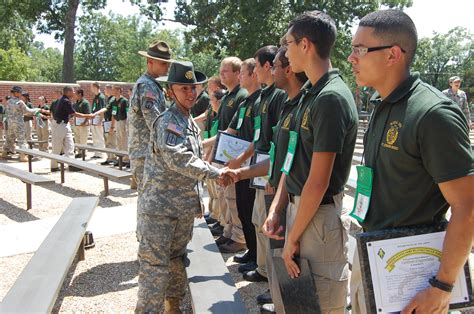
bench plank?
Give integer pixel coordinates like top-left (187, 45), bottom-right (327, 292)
top-left (75, 144), bottom-right (128, 157)
top-left (0, 197), bottom-right (99, 313)
top-left (0, 164), bottom-right (54, 185)
top-left (186, 218), bottom-right (246, 313)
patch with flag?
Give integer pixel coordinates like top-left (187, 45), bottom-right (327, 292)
top-left (145, 91), bottom-right (156, 100)
top-left (166, 122), bottom-right (184, 136)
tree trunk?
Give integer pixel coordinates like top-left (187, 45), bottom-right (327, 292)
top-left (62, 0), bottom-right (80, 82)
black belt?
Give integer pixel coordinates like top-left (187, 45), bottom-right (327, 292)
top-left (288, 193), bottom-right (334, 205)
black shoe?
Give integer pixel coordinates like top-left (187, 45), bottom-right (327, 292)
top-left (256, 291), bottom-right (272, 305)
top-left (125, 162), bottom-right (130, 169)
top-left (238, 261), bottom-right (257, 273)
top-left (215, 236), bottom-right (231, 246)
top-left (51, 167), bottom-right (60, 172)
top-left (243, 270), bottom-right (268, 282)
top-left (100, 160), bottom-right (112, 165)
top-left (260, 303), bottom-right (276, 314)
top-left (233, 250), bottom-right (252, 264)
top-left (210, 223), bottom-right (224, 236)
top-left (112, 160), bottom-right (119, 167)
top-left (205, 216), bottom-right (217, 225)
top-left (91, 155), bottom-right (102, 159)
top-left (75, 153), bottom-right (83, 158)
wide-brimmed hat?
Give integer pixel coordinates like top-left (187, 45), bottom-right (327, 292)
top-left (157, 61), bottom-right (207, 85)
top-left (138, 41), bottom-right (173, 62)
top-left (11, 86), bottom-right (23, 93)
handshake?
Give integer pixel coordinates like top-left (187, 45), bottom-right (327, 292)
top-left (216, 168), bottom-right (241, 187)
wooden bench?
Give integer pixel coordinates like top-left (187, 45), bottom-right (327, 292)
top-left (0, 163), bottom-right (54, 210)
top-left (27, 139), bottom-right (49, 150)
top-left (187, 218), bottom-right (246, 313)
top-left (75, 144), bottom-right (129, 170)
top-left (0, 197), bottom-right (99, 313)
top-left (17, 148), bottom-right (132, 196)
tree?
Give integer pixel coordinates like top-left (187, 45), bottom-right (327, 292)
top-left (28, 42), bottom-right (64, 83)
top-left (412, 27), bottom-right (473, 94)
top-left (0, 41), bottom-right (33, 81)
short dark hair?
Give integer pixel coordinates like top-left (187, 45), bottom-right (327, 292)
top-left (242, 58), bottom-right (256, 75)
top-left (288, 10), bottom-right (337, 59)
top-left (113, 85), bottom-right (123, 92)
top-left (359, 9), bottom-right (417, 66)
top-left (92, 82), bottom-right (100, 89)
top-left (254, 45), bottom-right (278, 67)
top-left (76, 88), bottom-right (84, 97)
top-left (63, 86), bottom-right (74, 93)
top-left (276, 46), bottom-right (308, 84)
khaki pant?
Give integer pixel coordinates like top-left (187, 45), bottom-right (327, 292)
top-left (115, 120), bottom-right (129, 161)
top-left (24, 120), bottom-right (32, 141)
top-left (75, 125), bottom-right (89, 145)
top-left (35, 120), bottom-right (49, 151)
top-left (50, 121), bottom-right (74, 169)
top-left (91, 125), bottom-right (105, 157)
top-left (272, 193), bottom-right (350, 314)
top-left (206, 178), bottom-right (223, 220)
top-left (252, 189), bottom-right (268, 277)
top-left (222, 184), bottom-right (245, 244)
top-left (350, 249), bottom-right (368, 314)
top-left (105, 127), bottom-right (117, 161)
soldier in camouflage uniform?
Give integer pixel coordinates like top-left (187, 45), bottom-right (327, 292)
top-left (136, 61), bottom-right (224, 313)
top-left (2, 86), bottom-right (45, 161)
top-left (128, 41), bottom-right (173, 191)
top-left (443, 76), bottom-right (472, 127)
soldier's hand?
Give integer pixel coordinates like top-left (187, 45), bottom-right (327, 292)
top-left (224, 158), bottom-right (241, 170)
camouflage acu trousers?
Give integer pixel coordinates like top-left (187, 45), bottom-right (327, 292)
top-left (135, 213), bottom-right (194, 313)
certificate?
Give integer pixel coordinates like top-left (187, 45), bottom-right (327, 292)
top-left (92, 115), bottom-right (101, 126)
top-left (357, 225), bottom-right (473, 313)
top-left (75, 117), bottom-right (86, 126)
top-left (212, 131), bottom-right (251, 166)
top-left (103, 121), bottom-right (112, 133)
top-left (249, 151), bottom-right (269, 189)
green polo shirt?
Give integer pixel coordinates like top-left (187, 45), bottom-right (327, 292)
top-left (75, 99), bottom-right (91, 114)
top-left (113, 96), bottom-right (129, 121)
top-left (254, 84), bottom-right (287, 152)
top-left (285, 70), bottom-right (358, 196)
top-left (92, 92), bottom-right (106, 113)
top-left (191, 90), bottom-right (210, 117)
top-left (229, 89), bottom-right (261, 141)
top-left (104, 95), bottom-right (115, 122)
top-left (362, 74), bottom-right (473, 232)
top-left (269, 90), bottom-right (304, 188)
top-left (217, 85), bottom-right (248, 131)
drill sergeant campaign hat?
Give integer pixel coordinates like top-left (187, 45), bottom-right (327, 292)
top-left (138, 40), bottom-right (174, 62)
top-left (448, 76), bottom-right (461, 83)
top-left (157, 61), bottom-right (207, 85)
top-left (11, 86), bottom-right (23, 93)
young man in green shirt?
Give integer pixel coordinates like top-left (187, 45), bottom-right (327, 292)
top-left (73, 88), bottom-right (91, 152)
top-left (348, 10), bottom-right (473, 314)
top-left (263, 11), bottom-right (358, 312)
top-left (90, 82), bottom-right (107, 159)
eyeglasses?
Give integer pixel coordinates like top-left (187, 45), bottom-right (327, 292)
top-left (271, 63), bottom-right (289, 70)
top-left (351, 45), bottom-right (406, 57)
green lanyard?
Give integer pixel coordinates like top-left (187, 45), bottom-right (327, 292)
top-left (268, 141), bottom-right (276, 178)
top-left (204, 119), bottom-right (219, 139)
top-left (253, 116), bottom-right (261, 142)
top-left (236, 106), bottom-right (246, 130)
top-left (350, 165), bottom-right (373, 222)
top-left (112, 105), bottom-right (118, 115)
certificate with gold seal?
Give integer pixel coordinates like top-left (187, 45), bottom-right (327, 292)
top-left (357, 225), bottom-right (473, 313)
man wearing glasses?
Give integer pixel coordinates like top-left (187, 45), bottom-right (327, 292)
top-left (348, 10), bottom-right (473, 314)
top-left (263, 11), bottom-right (358, 312)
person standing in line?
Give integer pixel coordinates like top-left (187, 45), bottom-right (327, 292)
top-left (2, 86), bottom-right (46, 162)
top-left (90, 82), bottom-right (107, 159)
top-left (443, 76), bottom-right (472, 128)
top-left (347, 10), bottom-right (473, 314)
top-left (263, 11), bottom-right (358, 313)
top-left (111, 85), bottom-right (130, 166)
top-left (0, 97), bottom-right (6, 140)
top-left (73, 89), bottom-right (91, 156)
top-left (50, 86), bottom-right (93, 171)
top-left (128, 40), bottom-right (172, 192)
top-left (103, 84), bottom-right (117, 164)
top-left (36, 96), bottom-right (50, 152)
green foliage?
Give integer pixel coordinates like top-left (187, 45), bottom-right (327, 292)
top-left (412, 27), bottom-right (473, 97)
top-left (28, 42), bottom-right (64, 82)
top-left (0, 41), bottom-right (32, 81)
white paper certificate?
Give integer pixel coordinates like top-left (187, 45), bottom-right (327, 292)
top-left (92, 115), bottom-right (101, 126)
top-left (366, 231), bottom-right (469, 313)
top-left (75, 117), bottom-right (85, 126)
top-left (103, 121), bottom-right (112, 133)
top-left (251, 152), bottom-right (269, 188)
top-left (213, 132), bottom-right (251, 166)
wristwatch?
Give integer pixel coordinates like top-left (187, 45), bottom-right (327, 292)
top-left (429, 276), bottom-right (454, 292)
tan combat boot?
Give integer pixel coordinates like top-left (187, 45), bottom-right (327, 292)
top-left (1, 151), bottom-right (8, 159)
top-left (130, 177), bottom-right (137, 189)
top-left (164, 297), bottom-right (182, 314)
top-left (19, 154), bottom-right (28, 162)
